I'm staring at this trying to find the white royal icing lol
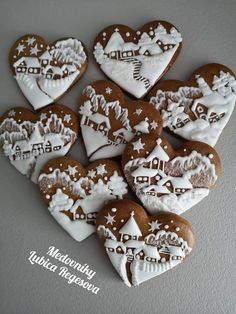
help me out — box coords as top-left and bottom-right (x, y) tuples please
(97, 210), (191, 286)
(0, 112), (77, 183)
(79, 85), (155, 161)
(38, 165), (128, 241)
(149, 70), (236, 146)
(124, 138), (217, 215)
(13, 37), (87, 109)
(94, 24), (182, 98)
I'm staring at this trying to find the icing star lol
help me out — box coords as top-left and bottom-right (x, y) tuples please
(8, 110), (16, 117)
(105, 213), (116, 225)
(30, 44), (40, 55)
(96, 164), (107, 175)
(63, 114), (71, 123)
(87, 170), (96, 178)
(150, 120), (158, 130)
(66, 165), (78, 176)
(26, 37), (36, 46)
(16, 43), (25, 55)
(134, 109), (142, 116)
(132, 138), (145, 153)
(40, 113), (47, 120)
(148, 220), (162, 232)
(105, 87), (112, 94)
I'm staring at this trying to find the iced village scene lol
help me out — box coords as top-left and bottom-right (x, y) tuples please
(38, 163), (128, 241)
(124, 138), (218, 215)
(150, 70), (236, 146)
(98, 209), (192, 286)
(0, 110), (77, 183)
(79, 84), (159, 160)
(94, 23), (182, 98)
(12, 36), (87, 109)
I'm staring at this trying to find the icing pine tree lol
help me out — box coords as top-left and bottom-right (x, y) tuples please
(108, 171), (128, 199)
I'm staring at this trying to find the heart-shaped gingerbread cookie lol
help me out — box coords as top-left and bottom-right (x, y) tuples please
(9, 35), (88, 110)
(96, 200), (194, 286)
(122, 135), (221, 215)
(38, 157), (128, 242)
(148, 63), (236, 146)
(93, 21), (182, 98)
(79, 80), (163, 161)
(0, 105), (78, 183)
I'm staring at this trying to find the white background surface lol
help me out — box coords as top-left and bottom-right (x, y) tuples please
(0, 0), (235, 313)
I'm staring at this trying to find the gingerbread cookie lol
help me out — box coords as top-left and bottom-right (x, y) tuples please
(93, 21), (182, 98)
(0, 105), (78, 183)
(96, 200), (194, 286)
(148, 63), (236, 146)
(9, 35), (88, 110)
(38, 157), (128, 242)
(79, 80), (163, 161)
(122, 135), (221, 215)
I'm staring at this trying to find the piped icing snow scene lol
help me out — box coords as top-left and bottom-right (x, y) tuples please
(93, 21), (182, 98)
(9, 35), (88, 110)
(79, 80), (162, 161)
(148, 63), (236, 146)
(38, 157), (128, 241)
(122, 135), (221, 215)
(0, 105), (78, 183)
(96, 200), (194, 286)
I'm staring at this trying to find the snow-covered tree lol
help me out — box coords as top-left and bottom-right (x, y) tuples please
(90, 178), (111, 197)
(108, 171), (128, 199)
(48, 188), (74, 214)
(93, 42), (108, 65)
(79, 100), (93, 124)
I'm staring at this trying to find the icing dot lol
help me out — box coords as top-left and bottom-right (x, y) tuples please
(208, 154), (214, 159)
(62, 187), (66, 191)
(150, 27), (153, 30)
(59, 163), (63, 166)
(176, 227), (180, 232)
(164, 46), (168, 50)
(49, 167), (53, 172)
(158, 41), (162, 45)
(103, 32), (106, 36)
(19, 112), (22, 114)
(121, 219), (124, 223)
(60, 111), (63, 113)
(49, 111), (52, 113)
(171, 220), (174, 223)
(70, 123), (73, 125)
(13, 55), (16, 58)
(76, 214), (80, 218)
(164, 225), (169, 229)
(134, 37), (136, 40)
(103, 38), (106, 41)
(18, 120), (21, 122)
(136, 30), (141, 35)
(111, 208), (117, 212)
(73, 178), (77, 181)
(104, 176), (108, 181)
(183, 148), (187, 152)
(47, 184), (51, 188)
(161, 257), (166, 263)
(131, 156), (134, 159)
(113, 227), (117, 231)
(149, 31), (154, 36)
(46, 194), (50, 199)
(169, 45), (173, 49)
(126, 32), (130, 37)
(164, 145), (168, 149)
(146, 151), (149, 154)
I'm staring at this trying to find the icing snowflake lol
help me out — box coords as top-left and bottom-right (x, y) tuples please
(148, 220), (162, 232)
(87, 170), (96, 178)
(96, 164), (107, 175)
(105, 87), (112, 94)
(16, 43), (25, 55)
(30, 44), (40, 55)
(134, 109), (143, 116)
(26, 37), (36, 46)
(66, 165), (78, 176)
(40, 113), (47, 120)
(63, 114), (71, 123)
(132, 138), (145, 153)
(150, 120), (158, 130)
(8, 110), (16, 117)
(105, 213), (116, 225)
